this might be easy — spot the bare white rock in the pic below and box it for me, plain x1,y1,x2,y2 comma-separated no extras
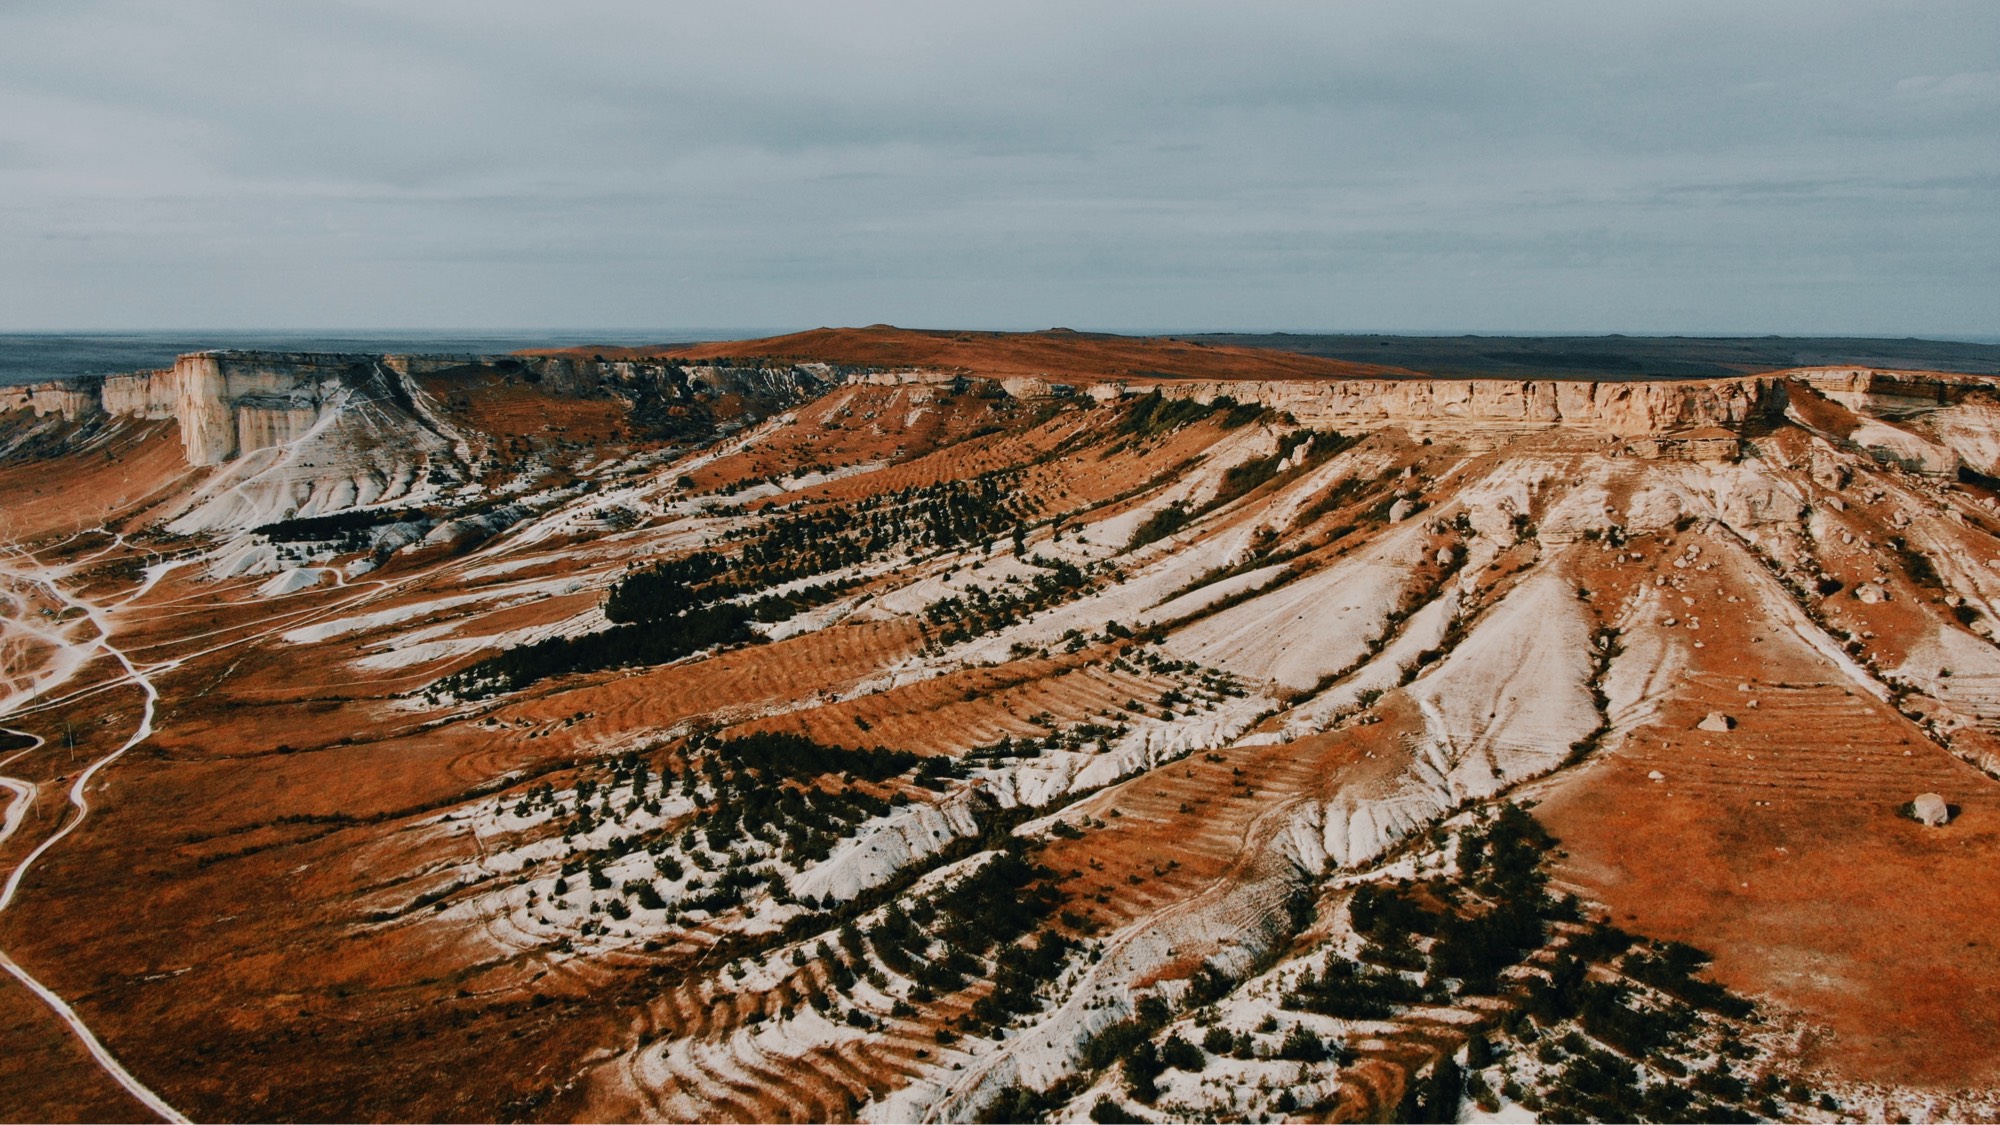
1912,792,1951,827
1697,711,1735,732
1855,583,1889,604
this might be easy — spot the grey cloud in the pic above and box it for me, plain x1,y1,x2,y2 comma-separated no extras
0,0,1993,334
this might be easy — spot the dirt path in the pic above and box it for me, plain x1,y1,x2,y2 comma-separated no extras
0,734,45,855
0,551,189,1124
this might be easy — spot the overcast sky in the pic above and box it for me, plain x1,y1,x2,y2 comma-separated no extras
1,1,1995,335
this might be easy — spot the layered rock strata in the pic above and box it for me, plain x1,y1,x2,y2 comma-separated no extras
1089,375,1785,437
9,352,1999,472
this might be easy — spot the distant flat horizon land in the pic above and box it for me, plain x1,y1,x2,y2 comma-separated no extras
3,328,1999,386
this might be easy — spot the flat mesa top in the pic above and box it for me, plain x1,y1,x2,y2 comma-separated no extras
525,325,2000,384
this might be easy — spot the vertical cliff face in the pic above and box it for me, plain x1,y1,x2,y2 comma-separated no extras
166,351,412,465
171,354,236,465
1794,366,1961,415
1083,374,1788,436
0,379,102,419
100,370,179,419
158,353,464,533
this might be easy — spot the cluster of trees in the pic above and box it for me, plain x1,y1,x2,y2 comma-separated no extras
920,548,1096,640
511,760,671,836
1618,941,1754,1020
745,577,862,622
689,741,913,866
1315,802,1573,1013
1309,803,1809,1123
1284,955,1427,1020
506,734,963,933
864,846,1062,1028
1293,465,1401,529
725,469,1039,575
637,733,970,872
1127,501,1193,549
970,930,1075,1027
1428,803,1570,992
922,555,1092,646
1209,427,1357,511
1526,1028,1772,1122
602,550,734,622
968,716,1130,762
1113,390,1267,440
1071,961,1247,1107
795,841,1066,1042
1520,927,1758,1079
712,731,919,783
435,602,756,699
441,463,1053,698
449,553,868,699
928,844,1062,960
256,506,427,549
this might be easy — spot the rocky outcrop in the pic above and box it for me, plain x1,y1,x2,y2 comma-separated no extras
0,379,100,419
1092,375,1787,437
830,365,2000,448
390,353,839,401
101,370,179,419
1794,367,1966,415
845,369,1074,398
1628,426,1743,462
1912,792,1951,826
419,503,533,553
167,351,406,466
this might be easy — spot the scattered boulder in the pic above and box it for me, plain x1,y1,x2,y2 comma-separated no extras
418,502,532,554
1388,498,1414,522
1911,792,1951,827
1648,770,1666,782
1854,583,1889,604
1697,711,1735,732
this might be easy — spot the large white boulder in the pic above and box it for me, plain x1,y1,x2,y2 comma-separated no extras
1912,792,1951,827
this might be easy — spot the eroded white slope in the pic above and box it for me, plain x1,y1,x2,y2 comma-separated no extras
164,384,456,536
1318,565,1599,869
1409,568,1600,796
1163,519,1433,692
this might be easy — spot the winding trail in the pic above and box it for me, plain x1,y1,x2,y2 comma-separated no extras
0,734,46,851
0,552,190,1124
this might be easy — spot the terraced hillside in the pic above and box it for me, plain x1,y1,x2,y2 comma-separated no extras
3,328,2000,1123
